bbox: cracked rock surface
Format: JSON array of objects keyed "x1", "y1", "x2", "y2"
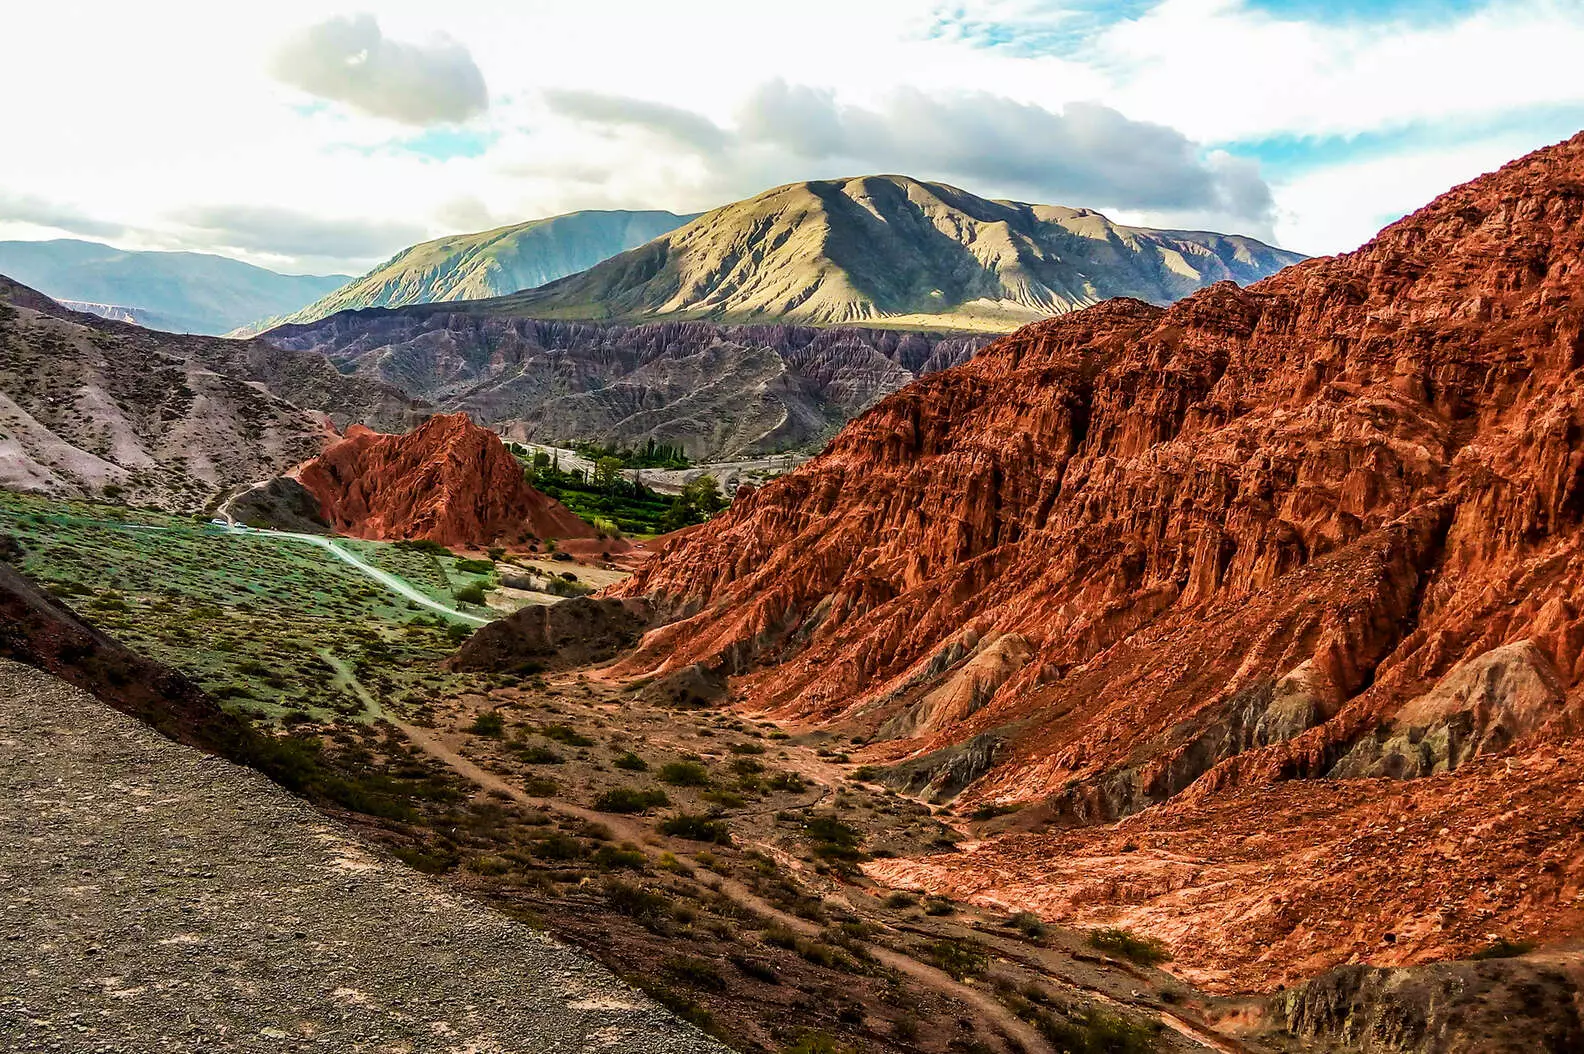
[{"x1": 0, "y1": 660, "x2": 726, "y2": 1053}]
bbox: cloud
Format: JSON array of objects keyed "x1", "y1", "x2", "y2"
[
  {"x1": 552, "y1": 81, "x2": 1274, "y2": 231},
  {"x1": 542, "y1": 90, "x2": 728, "y2": 153},
  {"x1": 0, "y1": 193, "x2": 129, "y2": 240},
  {"x1": 177, "y1": 205, "x2": 426, "y2": 261},
  {"x1": 752, "y1": 85, "x2": 1274, "y2": 224},
  {"x1": 270, "y1": 14, "x2": 487, "y2": 126}
]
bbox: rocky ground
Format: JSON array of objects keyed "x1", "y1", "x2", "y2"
[{"x1": 0, "y1": 660, "x2": 727, "y2": 1053}]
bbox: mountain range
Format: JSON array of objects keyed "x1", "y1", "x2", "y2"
[
  {"x1": 466, "y1": 176, "x2": 1304, "y2": 330},
  {"x1": 0, "y1": 239, "x2": 348, "y2": 335},
  {"x1": 258, "y1": 176, "x2": 1299, "y2": 457},
  {"x1": 258, "y1": 209, "x2": 696, "y2": 332},
  {"x1": 612, "y1": 133, "x2": 1584, "y2": 1002}
]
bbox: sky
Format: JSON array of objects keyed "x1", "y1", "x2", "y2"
[{"x1": 2, "y1": 0, "x2": 1582, "y2": 276}]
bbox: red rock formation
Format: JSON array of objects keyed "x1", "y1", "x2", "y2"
[
  {"x1": 612, "y1": 133, "x2": 1584, "y2": 985},
  {"x1": 299, "y1": 413, "x2": 593, "y2": 548}
]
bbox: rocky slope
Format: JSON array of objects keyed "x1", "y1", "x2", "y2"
[
  {"x1": 0, "y1": 238, "x2": 347, "y2": 335},
  {"x1": 0, "y1": 276, "x2": 420, "y2": 508},
  {"x1": 474, "y1": 175, "x2": 1303, "y2": 330},
  {"x1": 298, "y1": 412, "x2": 592, "y2": 547},
  {"x1": 265, "y1": 317, "x2": 988, "y2": 459},
  {"x1": 610, "y1": 133, "x2": 1584, "y2": 991},
  {"x1": 262, "y1": 210, "x2": 696, "y2": 332}
]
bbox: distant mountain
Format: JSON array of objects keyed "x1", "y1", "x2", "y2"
[
  {"x1": 0, "y1": 276, "x2": 420, "y2": 508},
  {"x1": 474, "y1": 175, "x2": 1304, "y2": 330},
  {"x1": 263, "y1": 315, "x2": 989, "y2": 460},
  {"x1": 267, "y1": 210, "x2": 697, "y2": 330},
  {"x1": 0, "y1": 239, "x2": 348, "y2": 336}
]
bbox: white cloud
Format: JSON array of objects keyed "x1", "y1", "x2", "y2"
[
  {"x1": 269, "y1": 13, "x2": 488, "y2": 125},
  {"x1": 0, "y1": 0, "x2": 1578, "y2": 271}
]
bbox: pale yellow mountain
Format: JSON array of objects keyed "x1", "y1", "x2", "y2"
[{"x1": 475, "y1": 175, "x2": 1303, "y2": 330}]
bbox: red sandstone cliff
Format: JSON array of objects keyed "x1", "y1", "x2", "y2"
[
  {"x1": 298, "y1": 413, "x2": 593, "y2": 548},
  {"x1": 612, "y1": 133, "x2": 1584, "y2": 986}
]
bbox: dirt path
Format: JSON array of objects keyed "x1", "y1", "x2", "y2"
[{"x1": 385, "y1": 715, "x2": 1056, "y2": 1054}]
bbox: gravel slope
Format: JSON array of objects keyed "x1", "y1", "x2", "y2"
[{"x1": 0, "y1": 660, "x2": 727, "y2": 1053}]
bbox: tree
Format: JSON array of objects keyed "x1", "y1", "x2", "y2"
[
  {"x1": 532, "y1": 451, "x2": 552, "y2": 470},
  {"x1": 593, "y1": 456, "x2": 624, "y2": 491},
  {"x1": 682, "y1": 475, "x2": 725, "y2": 515}
]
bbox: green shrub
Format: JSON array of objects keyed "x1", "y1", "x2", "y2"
[
  {"x1": 537, "y1": 723, "x2": 596, "y2": 746},
  {"x1": 596, "y1": 787, "x2": 671, "y2": 813},
  {"x1": 659, "y1": 761, "x2": 711, "y2": 786},
  {"x1": 659, "y1": 813, "x2": 732, "y2": 844},
  {"x1": 592, "y1": 845, "x2": 647, "y2": 871},
  {"x1": 1005, "y1": 911, "x2": 1050, "y2": 939},
  {"x1": 663, "y1": 955, "x2": 727, "y2": 991},
  {"x1": 1088, "y1": 927, "x2": 1172, "y2": 965},
  {"x1": 455, "y1": 582, "x2": 488, "y2": 605},
  {"x1": 454, "y1": 558, "x2": 494, "y2": 573},
  {"x1": 1034, "y1": 1005, "x2": 1160, "y2": 1054},
  {"x1": 467, "y1": 710, "x2": 505, "y2": 737},
  {"x1": 515, "y1": 744, "x2": 563, "y2": 765},
  {"x1": 767, "y1": 771, "x2": 807, "y2": 793},
  {"x1": 925, "y1": 938, "x2": 987, "y2": 980},
  {"x1": 613, "y1": 751, "x2": 648, "y2": 771}
]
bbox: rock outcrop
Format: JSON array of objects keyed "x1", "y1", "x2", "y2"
[
  {"x1": 298, "y1": 413, "x2": 592, "y2": 548},
  {"x1": 452, "y1": 595, "x2": 652, "y2": 673},
  {"x1": 610, "y1": 133, "x2": 1584, "y2": 987}
]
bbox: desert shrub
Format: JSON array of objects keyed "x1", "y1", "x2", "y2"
[
  {"x1": 467, "y1": 710, "x2": 505, "y2": 737},
  {"x1": 659, "y1": 813, "x2": 732, "y2": 844},
  {"x1": 1034, "y1": 1005, "x2": 1160, "y2": 1054},
  {"x1": 662, "y1": 955, "x2": 727, "y2": 991},
  {"x1": 596, "y1": 787, "x2": 671, "y2": 813},
  {"x1": 883, "y1": 891, "x2": 917, "y2": 909},
  {"x1": 925, "y1": 939, "x2": 987, "y2": 980},
  {"x1": 454, "y1": 558, "x2": 494, "y2": 574},
  {"x1": 603, "y1": 879, "x2": 669, "y2": 919},
  {"x1": 537, "y1": 723, "x2": 596, "y2": 746},
  {"x1": 1088, "y1": 927, "x2": 1172, "y2": 965},
  {"x1": 729, "y1": 952, "x2": 780, "y2": 984},
  {"x1": 766, "y1": 771, "x2": 807, "y2": 793},
  {"x1": 613, "y1": 751, "x2": 648, "y2": 771},
  {"x1": 515, "y1": 744, "x2": 563, "y2": 764},
  {"x1": 729, "y1": 742, "x2": 766, "y2": 755},
  {"x1": 592, "y1": 845, "x2": 647, "y2": 870},
  {"x1": 455, "y1": 582, "x2": 488, "y2": 605},
  {"x1": 530, "y1": 831, "x2": 584, "y2": 860},
  {"x1": 659, "y1": 761, "x2": 711, "y2": 786},
  {"x1": 922, "y1": 896, "x2": 956, "y2": 916},
  {"x1": 1005, "y1": 911, "x2": 1050, "y2": 939}
]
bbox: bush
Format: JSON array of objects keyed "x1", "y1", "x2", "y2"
[
  {"x1": 515, "y1": 744, "x2": 563, "y2": 765},
  {"x1": 455, "y1": 582, "x2": 488, "y2": 605},
  {"x1": 467, "y1": 710, "x2": 505, "y2": 737},
  {"x1": 592, "y1": 845, "x2": 647, "y2": 871},
  {"x1": 1005, "y1": 911, "x2": 1050, "y2": 939},
  {"x1": 925, "y1": 938, "x2": 987, "y2": 980},
  {"x1": 596, "y1": 787, "x2": 671, "y2": 813},
  {"x1": 454, "y1": 558, "x2": 494, "y2": 574},
  {"x1": 659, "y1": 761, "x2": 711, "y2": 786},
  {"x1": 537, "y1": 723, "x2": 596, "y2": 746},
  {"x1": 663, "y1": 955, "x2": 727, "y2": 991},
  {"x1": 613, "y1": 751, "x2": 648, "y2": 771},
  {"x1": 1035, "y1": 1006, "x2": 1160, "y2": 1054},
  {"x1": 1088, "y1": 927, "x2": 1172, "y2": 965},
  {"x1": 394, "y1": 539, "x2": 451, "y2": 556},
  {"x1": 659, "y1": 813, "x2": 732, "y2": 844}
]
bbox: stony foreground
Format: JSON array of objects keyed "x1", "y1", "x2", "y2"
[{"x1": 0, "y1": 660, "x2": 725, "y2": 1053}]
